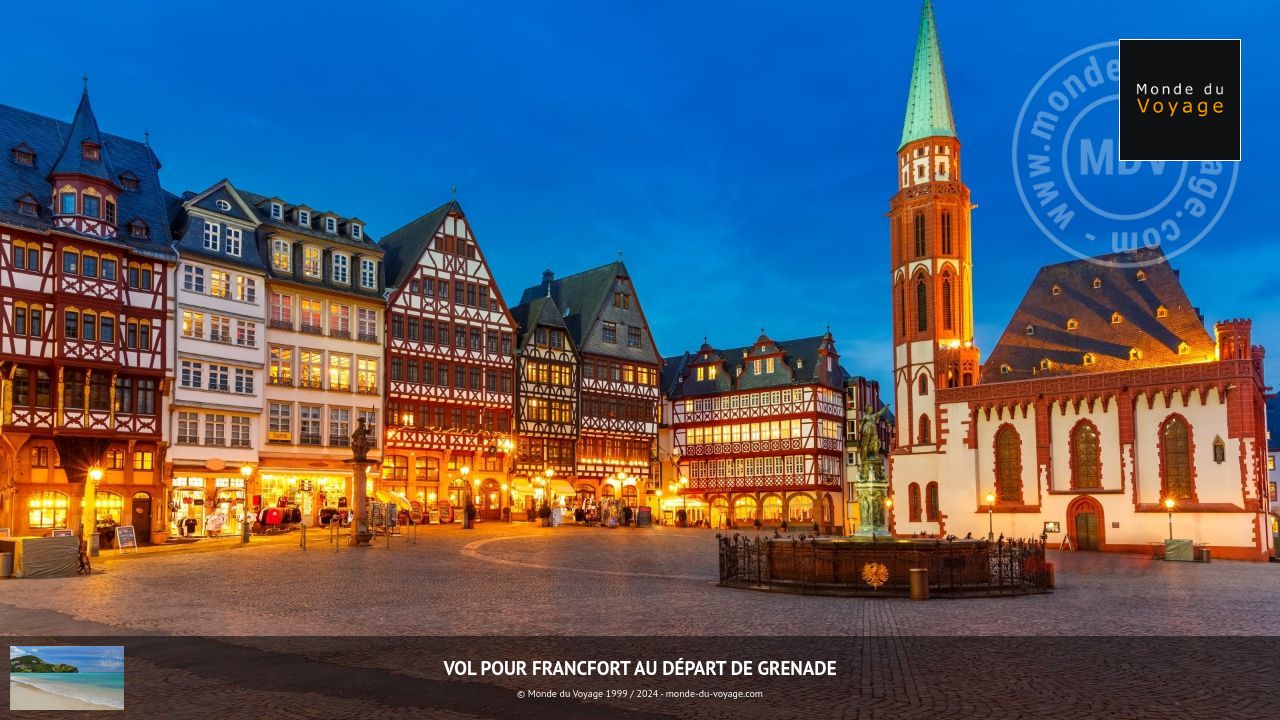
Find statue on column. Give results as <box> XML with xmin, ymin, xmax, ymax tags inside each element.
<box><xmin>858</xmin><ymin>405</ymin><xmax>888</xmax><ymax>483</ymax></box>
<box><xmin>852</xmin><ymin>405</ymin><xmax>890</xmax><ymax>538</ymax></box>
<box><xmin>351</xmin><ymin>418</ymin><xmax>371</xmax><ymax>463</ymax></box>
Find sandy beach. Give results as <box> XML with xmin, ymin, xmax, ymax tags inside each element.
<box><xmin>10</xmin><ymin>679</ymin><xmax>121</xmax><ymax>711</ymax></box>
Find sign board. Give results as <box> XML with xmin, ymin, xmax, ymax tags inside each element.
<box><xmin>51</xmin><ymin>529</ymin><xmax>74</xmax><ymax>537</ymax></box>
<box><xmin>370</xmin><ymin>501</ymin><xmax>385</xmax><ymax>528</ymax></box>
<box><xmin>429</xmin><ymin>508</ymin><xmax>441</xmax><ymax>525</ymax></box>
<box><xmin>115</xmin><ymin>525</ymin><xmax>138</xmax><ymax>554</ymax></box>
<box><xmin>636</xmin><ymin>506</ymin><xmax>653</xmax><ymax>528</ymax></box>
<box><xmin>267</xmin><ymin>431</ymin><xmax>292</xmax><ymax>442</ymax></box>
<box><xmin>1043</xmin><ymin>521</ymin><xmax>1061</xmax><ymax>534</ymax></box>
<box><xmin>386</xmin><ymin>503</ymin><xmax>398</xmax><ymax>528</ymax></box>
<box><xmin>409</xmin><ymin>501</ymin><xmax>424</xmax><ymax>523</ymax></box>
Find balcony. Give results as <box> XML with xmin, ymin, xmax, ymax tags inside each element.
<box><xmin>328</xmin><ymin>436</ymin><xmax>350</xmax><ymax>447</ymax></box>
<box><xmin>357</xmin><ymin>384</ymin><xmax>379</xmax><ymax>395</ymax></box>
<box><xmin>268</xmin><ymin>319</ymin><xmax>294</xmax><ymax>331</ymax></box>
<box><xmin>330</xmin><ymin>382</ymin><xmax>351</xmax><ymax>392</ymax></box>
<box><xmin>330</xmin><ymin>329</ymin><xmax>351</xmax><ymax>340</ymax></box>
<box><xmin>210</xmin><ymin>333</ymin><xmax>232</xmax><ymax>345</ymax></box>
<box><xmin>358</xmin><ymin>332</ymin><xmax>378</xmax><ymax>344</ymax></box>
<box><xmin>299</xmin><ymin>378</ymin><xmax>324</xmax><ymax>390</ymax></box>
<box><xmin>299</xmin><ymin>434</ymin><xmax>323</xmax><ymax>446</ymax></box>
<box><xmin>268</xmin><ymin>376</ymin><xmax>294</xmax><ymax>386</ymax></box>
<box><xmin>300</xmin><ymin>324</ymin><xmax>324</xmax><ymax>336</ymax></box>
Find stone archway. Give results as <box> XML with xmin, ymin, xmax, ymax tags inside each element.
<box><xmin>1066</xmin><ymin>496</ymin><xmax>1104</xmax><ymax>551</ymax></box>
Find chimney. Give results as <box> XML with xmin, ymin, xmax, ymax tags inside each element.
<box><xmin>542</xmin><ymin>269</ymin><xmax>554</xmax><ymax>285</ymax></box>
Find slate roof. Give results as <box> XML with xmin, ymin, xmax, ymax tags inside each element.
<box><xmin>379</xmin><ymin>200</ymin><xmax>455</xmax><ymax>291</ymax></box>
<box><xmin>510</xmin><ymin>293</ymin><xmax>573</xmax><ymax>351</ymax></box>
<box><xmin>517</xmin><ymin>261</ymin><xmax>626</xmax><ymax>351</ymax></box>
<box><xmin>900</xmin><ymin>0</ymin><xmax>956</xmax><ymax>149</ymax></box>
<box><xmin>981</xmin><ymin>247</ymin><xmax>1217</xmax><ymax>383</ymax></box>
<box><xmin>663</xmin><ymin>334</ymin><xmax>841</xmax><ymax>398</ymax></box>
<box><xmin>0</xmin><ymin>93</ymin><xmax>175</xmax><ymax>259</ymax></box>
<box><xmin>237</xmin><ymin>188</ymin><xmax>381</xmax><ymax>255</ymax></box>
<box><xmin>51</xmin><ymin>91</ymin><xmax>117</xmax><ymax>183</ymax></box>
<box><xmin>169</xmin><ymin>180</ymin><xmax>270</xmax><ymax>273</ymax></box>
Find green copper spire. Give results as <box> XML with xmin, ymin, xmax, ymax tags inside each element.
<box><xmin>899</xmin><ymin>0</ymin><xmax>956</xmax><ymax>150</ymax></box>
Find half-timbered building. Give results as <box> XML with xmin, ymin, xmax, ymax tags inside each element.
<box><xmin>252</xmin><ymin>190</ymin><xmax>384</xmax><ymax>525</ymax></box>
<box><xmin>165</xmin><ymin>180</ymin><xmax>267</xmax><ymax>537</ymax></box>
<box><xmin>517</xmin><ymin>262</ymin><xmax>661</xmax><ymax>509</ymax></box>
<box><xmin>662</xmin><ymin>332</ymin><xmax>846</xmax><ymax>531</ymax></box>
<box><xmin>887</xmin><ymin>1</ymin><xmax>1272</xmax><ymax>559</ymax></box>
<box><xmin>379</xmin><ymin>201</ymin><xmax>516</xmax><ymax>520</ymax></box>
<box><xmin>0</xmin><ymin>89</ymin><xmax>175</xmax><ymax>542</ymax></box>
<box><xmin>510</xmin><ymin>288</ymin><xmax>579</xmax><ymax>513</ymax></box>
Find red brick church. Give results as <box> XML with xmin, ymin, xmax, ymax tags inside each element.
<box><xmin>887</xmin><ymin>1</ymin><xmax>1271</xmax><ymax>559</ymax></box>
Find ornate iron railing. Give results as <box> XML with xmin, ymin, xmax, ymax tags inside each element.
<box><xmin>717</xmin><ymin>534</ymin><xmax>1049</xmax><ymax>597</ymax></box>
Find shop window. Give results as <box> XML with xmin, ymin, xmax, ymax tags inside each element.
<box><xmin>762</xmin><ymin>496</ymin><xmax>783</xmax><ymax>523</ymax></box>
<box><xmin>28</xmin><ymin>490</ymin><xmax>69</xmax><ymax>529</ymax></box>
<box><xmin>787</xmin><ymin>495</ymin><xmax>814</xmax><ymax>523</ymax></box>
<box><xmin>733</xmin><ymin>496</ymin><xmax>757</xmax><ymax>523</ymax></box>
<box><xmin>95</xmin><ymin>491</ymin><xmax>124</xmax><ymax>523</ymax></box>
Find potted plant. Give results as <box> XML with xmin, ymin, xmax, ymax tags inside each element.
<box><xmin>675</xmin><ymin>508</ymin><xmax>687</xmax><ymax>528</ymax></box>
<box><xmin>537</xmin><ymin>504</ymin><xmax>552</xmax><ymax>527</ymax></box>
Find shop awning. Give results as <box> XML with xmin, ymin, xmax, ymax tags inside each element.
<box><xmin>551</xmin><ymin>480</ymin><xmax>576</xmax><ymax>496</ymax></box>
<box><xmin>372</xmin><ymin>490</ymin><xmax>411</xmax><ymax>507</ymax></box>
<box><xmin>511</xmin><ymin>478</ymin><xmax>534</xmax><ymax>493</ymax></box>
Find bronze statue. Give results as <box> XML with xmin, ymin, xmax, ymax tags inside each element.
<box><xmin>859</xmin><ymin>405</ymin><xmax>888</xmax><ymax>459</ymax></box>
<box><xmin>351</xmin><ymin>417</ymin><xmax>371</xmax><ymax>462</ymax></box>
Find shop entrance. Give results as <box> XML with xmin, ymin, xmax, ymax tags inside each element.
<box><xmin>131</xmin><ymin>492</ymin><xmax>151</xmax><ymax>543</ymax></box>
<box><xmin>478</xmin><ymin>479</ymin><xmax>502</xmax><ymax>521</ymax></box>
<box><xmin>210</xmin><ymin>488</ymin><xmax>244</xmax><ymax>537</ymax></box>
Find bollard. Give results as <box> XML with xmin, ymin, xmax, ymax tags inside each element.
<box><xmin>1045</xmin><ymin>561</ymin><xmax>1055</xmax><ymax>588</ymax></box>
<box><xmin>908</xmin><ymin>568</ymin><xmax>929</xmax><ymax>600</ymax></box>
<box><xmin>299</xmin><ymin>524</ymin><xmax>307</xmax><ymax>551</ymax></box>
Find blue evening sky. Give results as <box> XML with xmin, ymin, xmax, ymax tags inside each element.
<box><xmin>2</xmin><ymin>1</ymin><xmax>1274</xmax><ymax>392</ymax></box>
<box><xmin>10</xmin><ymin>645</ymin><xmax>124</xmax><ymax>673</ymax></box>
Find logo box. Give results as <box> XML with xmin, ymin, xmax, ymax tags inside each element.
<box><xmin>1119</xmin><ymin>39</ymin><xmax>1240</xmax><ymax>161</ymax></box>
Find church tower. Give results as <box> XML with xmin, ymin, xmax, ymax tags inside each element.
<box><xmin>890</xmin><ymin>0</ymin><xmax>978</xmax><ymax>452</ymax></box>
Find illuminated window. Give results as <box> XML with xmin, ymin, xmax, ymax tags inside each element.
<box><xmin>995</xmin><ymin>426</ymin><xmax>1022</xmax><ymax>502</ymax></box>
<box><xmin>133</xmin><ymin>451</ymin><xmax>153</xmax><ymax>471</ymax></box>
<box><xmin>303</xmin><ymin>247</ymin><xmax>321</xmax><ymax>278</ymax></box>
<box><xmin>271</xmin><ymin>239</ymin><xmax>291</xmax><ymax>271</ymax></box>
<box><xmin>1066</xmin><ymin>318</ymin><xmax>1079</xmax><ymax>331</ymax></box>
<box><xmin>28</xmin><ymin>490</ymin><xmax>69</xmax><ymax>528</ymax></box>
<box><xmin>1082</xmin><ymin>353</ymin><xmax>1096</xmax><ymax>365</ymax></box>
<box><xmin>1161</xmin><ymin>416</ymin><xmax>1194</xmax><ymax>500</ymax></box>
<box><xmin>1111</xmin><ymin>312</ymin><xmax>1123</xmax><ymax>324</ymax></box>
<box><xmin>1156</xmin><ymin>305</ymin><xmax>1169</xmax><ymax>319</ymax></box>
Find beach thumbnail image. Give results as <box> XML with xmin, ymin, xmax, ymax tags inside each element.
<box><xmin>9</xmin><ymin>645</ymin><xmax>124</xmax><ymax>711</ymax></box>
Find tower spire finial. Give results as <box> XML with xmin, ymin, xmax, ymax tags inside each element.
<box><xmin>900</xmin><ymin>0</ymin><xmax>956</xmax><ymax>150</ymax></box>
<box><xmin>450</xmin><ymin>185</ymin><xmax>457</xmax><ymax>200</ymax></box>
<box><xmin>82</xmin><ymin>72</ymin><xmax>89</xmax><ymax>94</ymax></box>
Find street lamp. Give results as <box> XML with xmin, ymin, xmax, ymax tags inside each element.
<box><xmin>240</xmin><ymin>465</ymin><xmax>254</xmax><ymax>544</ymax></box>
<box><xmin>84</xmin><ymin>466</ymin><xmax>104</xmax><ymax>551</ymax></box>
<box><xmin>679</xmin><ymin>474</ymin><xmax>689</xmax><ymax>518</ymax></box>
<box><xmin>985</xmin><ymin>492</ymin><xmax>996</xmax><ymax>540</ymax></box>
<box><xmin>1164</xmin><ymin>497</ymin><xmax>1176</xmax><ymax>540</ymax></box>
<box><xmin>542</xmin><ymin>468</ymin><xmax>555</xmax><ymax>508</ymax></box>
<box><xmin>460</xmin><ymin>466</ymin><xmax>473</xmax><ymax>529</ymax></box>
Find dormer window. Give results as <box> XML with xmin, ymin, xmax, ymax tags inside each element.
<box><xmin>1051</xmin><ymin>284</ymin><xmax>1062</xmax><ymax>296</ymax></box>
<box><xmin>297</xmin><ymin>209</ymin><xmax>311</xmax><ymax>227</ymax></box>
<box><xmin>1136</xmin><ymin>270</ymin><xmax>1147</xmax><ymax>282</ymax></box>
<box><xmin>1111</xmin><ymin>312</ymin><xmax>1123</xmax><ymax>324</ymax></box>
<box><xmin>82</xmin><ymin>142</ymin><xmax>100</xmax><ymax>161</ymax></box>
<box><xmin>16</xmin><ymin>195</ymin><xmax>38</xmax><ymax>217</ymax></box>
<box><xmin>1066</xmin><ymin>318</ymin><xmax>1079</xmax><ymax>331</ymax></box>
<box><xmin>303</xmin><ymin>246</ymin><xmax>321</xmax><ymax>278</ymax></box>
<box><xmin>271</xmin><ymin>238</ymin><xmax>291</xmax><ymax>272</ymax></box>
<box><xmin>324</xmin><ymin>217</ymin><xmax>337</xmax><ymax>234</ymax></box>
<box><xmin>1156</xmin><ymin>305</ymin><xmax>1169</xmax><ymax>319</ymax></box>
<box><xmin>1178</xmin><ymin>342</ymin><xmax>1191</xmax><ymax>355</ymax></box>
<box><xmin>1092</xmin><ymin>277</ymin><xmax>1103</xmax><ymax>289</ymax></box>
<box><xmin>1000</xmin><ymin>363</ymin><xmax>1012</xmax><ymax>374</ymax></box>
<box><xmin>1040</xmin><ymin>358</ymin><xmax>1051</xmax><ymax>370</ymax></box>
<box><xmin>1129</xmin><ymin>348</ymin><xmax>1143</xmax><ymax>361</ymax></box>
<box><xmin>216</xmin><ymin>199</ymin><xmax>231</xmax><ymax>212</ymax></box>
<box><xmin>359</xmin><ymin>258</ymin><xmax>376</xmax><ymax>289</ymax></box>
<box><xmin>351</xmin><ymin>223</ymin><xmax>363</xmax><ymax>240</ymax></box>
<box><xmin>11</xmin><ymin>144</ymin><xmax>35</xmax><ymax>167</ymax></box>
<box><xmin>1025</xmin><ymin>325</ymin><xmax>1035</xmax><ymax>336</ymax></box>
<box><xmin>270</xmin><ymin>202</ymin><xmax>283</xmax><ymax>220</ymax></box>
<box><xmin>128</xmin><ymin>219</ymin><xmax>149</xmax><ymax>239</ymax></box>
<box><xmin>1082</xmin><ymin>352</ymin><xmax>1096</xmax><ymax>365</ymax></box>
<box><xmin>332</xmin><ymin>254</ymin><xmax>349</xmax><ymax>284</ymax></box>
<box><xmin>118</xmin><ymin>172</ymin><xmax>139</xmax><ymax>191</ymax></box>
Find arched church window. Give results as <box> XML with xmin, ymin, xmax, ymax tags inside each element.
<box><xmin>1070</xmin><ymin>421</ymin><xmax>1102</xmax><ymax>489</ymax></box>
<box><xmin>995</xmin><ymin>425</ymin><xmax>1022</xmax><ymax>502</ymax></box>
<box><xmin>916</xmin><ymin>280</ymin><xmax>928</xmax><ymax>332</ymax></box>
<box><xmin>1161</xmin><ymin>415</ymin><xmax>1194</xmax><ymax>500</ymax></box>
<box><xmin>914</xmin><ymin>213</ymin><xmax>926</xmax><ymax>257</ymax></box>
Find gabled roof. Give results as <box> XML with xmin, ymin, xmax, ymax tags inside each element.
<box><xmin>982</xmin><ymin>247</ymin><xmax>1217</xmax><ymax>383</ymax></box>
<box><xmin>510</xmin><ymin>294</ymin><xmax>574</xmax><ymax>351</ymax></box>
<box><xmin>663</xmin><ymin>334</ymin><xmax>842</xmax><ymax>398</ymax></box>
<box><xmin>517</xmin><ymin>260</ymin><xmax>624</xmax><ymax>348</ymax></box>
<box><xmin>378</xmin><ymin>200</ymin><xmax>455</xmax><ymax>291</ymax></box>
<box><xmin>51</xmin><ymin>90</ymin><xmax>118</xmax><ymax>183</ymax></box>
<box><xmin>0</xmin><ymin>93</ymin><xmax>174</xmax><ymax>259</ymax></box>
<box><xmin>900</xmin><ymin>0</ymin><xmax>956</xmax><ymax>150</ymax></box>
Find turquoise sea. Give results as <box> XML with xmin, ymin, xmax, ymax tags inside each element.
<box><xmin>10</xmin><ymin>672</ymin><xmax>125</xmax><ymax>709</ymax></box>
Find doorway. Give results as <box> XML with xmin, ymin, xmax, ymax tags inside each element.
<box><xmin>131</xmin><ymin>492</ymin><xmax>151</xmax><ymax>544</ymax></box>
<box><xmin>1068</xmin><ymin>496</ymin><xmax>1104</xmax><ymax>551</ymax></box>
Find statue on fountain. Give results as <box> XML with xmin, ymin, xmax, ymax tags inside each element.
<box><xmin>852</xmin><ymin>405</ymin><xmax>890</xmax><ymax>539</ymax></box>
<box><xmin>858</xmin><ymin>405</ymin><xmax>888</xmax><ymax>483</ymax></box>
